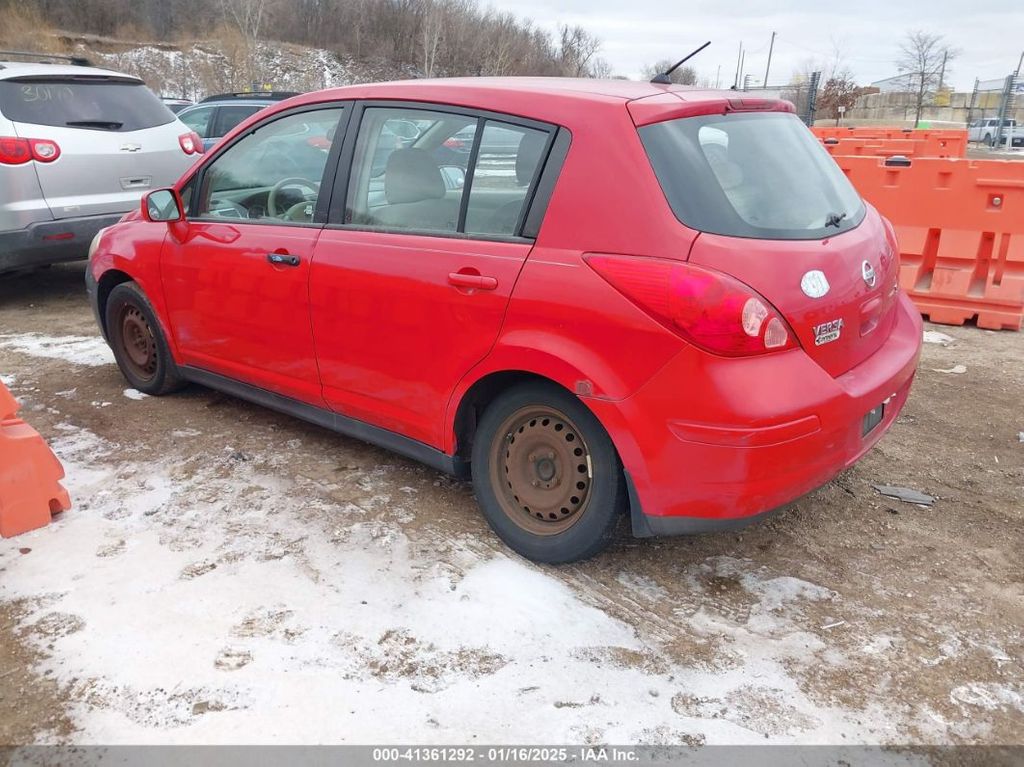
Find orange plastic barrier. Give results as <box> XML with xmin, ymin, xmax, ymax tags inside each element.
<box><xmin>0</xmin><ymin>382</ymin><xmax>71</xmax><ymax>537</ymax></box>
<box><xmin>820</xmin><ymin>136</ymin><xmax>965</xmax><ymax>159</ymax></box>
<box><xmin>813</xmin><ymin>127</ymin><xmax>968</xmax><ymax>159</ymax></box>
<box><xmin>836</xmin><ymin>156</ymin><xmax>1024</xmax><ymax>330</ymax></box>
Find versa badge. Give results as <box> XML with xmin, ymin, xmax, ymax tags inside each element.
<box><xmin>813</xmin><ymin>318</ymin><xmax>843</xmax><ymax>346</ymax></box>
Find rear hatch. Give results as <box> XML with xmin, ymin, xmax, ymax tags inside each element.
<box><xmin>0</xmin><ymin>75</ymin><xmax>193</xmax><ymax>219</ymax></box>
<box><xmin>637</xmin><ymin>109</ymin><xmax>899</xmax><ymax>377</ymax></box>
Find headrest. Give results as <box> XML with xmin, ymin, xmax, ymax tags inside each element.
<box><xmin>385</xmin><ymin>148</ymin><xmax>445</xmax><ymax>204</ymax></box>
<box><xmin>516</xmin><ymin>131</ymin><xmax>548</xmax><ymax>186</ymax></box>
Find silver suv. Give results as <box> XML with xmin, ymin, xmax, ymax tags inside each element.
<box><xmin>0</xmin><ymin>53</ymin><xmax>199</xmax><ymax>273</ymax></box>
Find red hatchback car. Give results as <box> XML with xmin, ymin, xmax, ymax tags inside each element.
<box><xmin>87</xmin><ymin>78</ymin><xmax>922</xmax><ymax>563</ymax></box>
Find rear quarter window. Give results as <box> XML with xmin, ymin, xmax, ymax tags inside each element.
<box><xmin>0</xmin><ymin>77</ymin><xmax>175</xmax><ymax>132</ymax></box>
<box><xmin>639</xmin><ymin>112</ymin><xmax>866</xmax><ymax>240</ymax></box>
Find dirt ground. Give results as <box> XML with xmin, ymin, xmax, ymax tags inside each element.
<box><xmin>0</xmin><ymin>262</ymin><xmax>1021</xmax><ymax>746</ymax></box>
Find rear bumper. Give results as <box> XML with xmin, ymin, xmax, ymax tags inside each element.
<box><xmin>589</xmin><ymin>293</ymin><xmax>923</xmax><ymax>536</ymax></box>
<box><xmin>0</xmin><ymin>214</ymin><xmax>123</xmax><ymax>274</ymax></box>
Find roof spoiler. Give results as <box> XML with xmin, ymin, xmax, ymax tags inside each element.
<box><xmin>0</xmin><ymin>50</ymin><xmax>92</xmax><ymax>67</ymax></box>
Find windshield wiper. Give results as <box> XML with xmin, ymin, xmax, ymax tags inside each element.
<box><xmin>65</xmin><ymin>120</ymin><xmax>124</xmax><ymax>130</ymax></box>
<box><xmin>825</xmin><ymin>211</ymin><xmax>848</xmax><ymax>228</ymax></box>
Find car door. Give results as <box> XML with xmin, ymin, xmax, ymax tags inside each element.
<box><xmin>160</xmin><ymin>104</ymin><xmax>348</xmax><ymax>404</ymax></box>
<box><xmin>309</xmin><ymin>104</ymin><xmax>556</xmax><ymax>447</ymax></box>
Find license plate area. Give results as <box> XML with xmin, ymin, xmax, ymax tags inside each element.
<box><xmin>862</xmin><ymin>402</ymin><xmax>885</xmax><ymax>437</ymax></box>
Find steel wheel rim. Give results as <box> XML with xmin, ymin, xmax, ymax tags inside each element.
<box><xmin>120</xmin><ymin>305</ymin><xmax>157</xmax><ymax>381</ymax></box>
<box><xmin>489</xmin><ymin>405</ymin><xmax>593</xmax><ymax>536</ymax></box>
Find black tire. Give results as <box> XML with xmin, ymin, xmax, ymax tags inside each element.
<box><xmin>984</xmin><ymin>134</ymin><xmax>994</xmax><ymax>147</ymax></box>
<box><xmin>105</xmin><ymin>282</ymin><xmax>184</xmax><ymax>396</ymax></box>
<box><xmin>471</xmin><ymin>381</ymin><xmax>627</xmax><ymax>563</ymax></box>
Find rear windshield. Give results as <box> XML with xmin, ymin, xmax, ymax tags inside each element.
<box><xmin>639</xmin><ymin>112</ymin><xmax>865</xmax><ymax>240</ymax></box>
<box><xmin>0</xmin><ymin>77</ymin><xmax>175</xmax><ymax>132</ymax></box>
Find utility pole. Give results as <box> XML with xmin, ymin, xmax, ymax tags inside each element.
<box><xmin>715</xmin><ymin>64</ymin><xmax>721</xmax><ymax>89</ymax></box>
<box><xmin>733</xmin><ymin>42</ymin><xmax>743</xmax><ymax>88</ymax></box>
<box><xmin>764</xmin><ymin>31</ymin><xmax>776</xmax><ymax>87</ymax></box>
<box><xmin>738</xmin><ymin>49</ymin><xmax>746</xmax><ymax>89</ymax></box>
<box><xmin>938</xmin><ymin>49</ymin><xmax>948</xmax><ymax>92</ymax></box>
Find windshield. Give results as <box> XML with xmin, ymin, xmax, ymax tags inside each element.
<box><xmin>0</xmin><ymin>77</ymin><xmax>175</xmax><ymax>132</ymax></box>
<box><xmin>639</xmin><ymin>112</ymin><xmax>865</xmax><ymax>240</ymax></box>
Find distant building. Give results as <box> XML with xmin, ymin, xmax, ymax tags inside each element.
<box><xmin>871</xmin><ymin>74</ymin><xmax>916</xmax><ymax>93</ymax></box>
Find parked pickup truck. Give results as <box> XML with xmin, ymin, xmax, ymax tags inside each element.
<box><xmin>968</xmin><ymin>118</ymin><xmax>1023</xmax><ymax>147</ymax></box>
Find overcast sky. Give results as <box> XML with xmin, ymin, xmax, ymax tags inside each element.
<box><xmin>504</xmin><ymin>0</ymin><xmax>1023</xmax><ymax>90</ymax></box>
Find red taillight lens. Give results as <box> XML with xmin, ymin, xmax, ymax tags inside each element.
<box><xmin>178</xmin><ymin>131</ymin><xmax>204</xmax><ymax>155</ymax></box>
<box><xmin>0</xmin><ymin>137</ymin><xmax>31</xmax><ymax>164</ymax></box>
<box><xmin>585</xmin><ymin>255</ymin><xmax>799</xmax><ymax>356</ymax></box>
<box><xmin>0</xmin><ymin>137</ymin><xmax>62</xmax><ymax>164</ymax></box>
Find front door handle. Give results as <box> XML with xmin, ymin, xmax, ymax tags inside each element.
<box><xmin>448</xmin><ymin>272</ymin><xmax>498</xmax><ymax>290</ymax></box>
<box><xmin>267</xmin><ymin>253</ymin><xmax>300</xmax><ymax>267</ymax></box>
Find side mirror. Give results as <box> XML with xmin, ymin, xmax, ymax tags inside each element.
<box><xmin>142</xmin><ymin>188</ymin><xmax>184</xmax><ymax>223</ymax></box>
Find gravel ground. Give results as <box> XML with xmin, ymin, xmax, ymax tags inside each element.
<box><xmin>0</xmin><ymin>262</ymin><xmax>1021</xmax><ymax>746</ymax></box>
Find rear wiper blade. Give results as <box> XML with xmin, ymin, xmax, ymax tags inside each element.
<box><xmin>65</xmin><ymin>120</ymin><xmax>124</xmax><ymax>130</ymax></box>
<box><xmin>825</xmin><ymin>211</ymin><xmax>848</xmax><ymax>228</ymax></box>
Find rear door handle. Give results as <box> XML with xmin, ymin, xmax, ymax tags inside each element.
<box><xmin>448</xmin><ymin>272</ymin><xmax>498</xmax><ymax>290</ymax></box>
<box><xmin>267</xmin><ymin>253</ymin><xmax>300</xmax><ymax>267</ymax></box>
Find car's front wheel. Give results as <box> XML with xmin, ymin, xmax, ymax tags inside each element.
<box><xmin>105</xmin><ymin>282</ymin><xmax>184</xmax><ymax>396</ymax></box>
<box><xmin>471</xmin><ymin>382</ymin><xmax>626</xmax><ymax>563</ymax></box>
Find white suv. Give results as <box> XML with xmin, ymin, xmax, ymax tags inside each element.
<box><xmin>968</xmin><ymin>117</ymin><xmax>1022</xmax><ymax>147</ymax></box>
<box><xmin>0</xmin><ymin>53</ymin><xmax>201</xmax><ymax>274</ymax></box>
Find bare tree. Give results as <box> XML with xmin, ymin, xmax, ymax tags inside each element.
<box><xmin>420</xmin><ymin>0</ymin><xmax>444</xmax><ymax>77</ymax></box>
<box><xmin>220</xmin><ymin>0</ymin><xmax>268</xmax><ymax>87</ymax></box>
<box><xmin>11</xmin><ymin>0</ymin><xmax>609</xmax><ymax>84</ymax></box>
<box><xmin>589</xmin><ymin>57</ymin><xmax>613</xmax><ymax>79</ymax></box>
<box><xmin>897</xmin><ymin>30</ymin><xmax>957</xmax><ymax>127</ymax></box>
<box><xmin>559</xmin><ymin>24</ymin><xmax>600</xmax><ymax>77</ymax></box>
<box><xmin>641</xmin><ymin>59</ymin><xmax>697</xmax><ymax>85</ymax></box>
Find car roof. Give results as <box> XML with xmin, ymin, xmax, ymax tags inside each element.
<box><xmin>0</xmin><ymin>60</ymin><xmax>139</xmax><ymax>81</ymax></box>
<box><xmin>297</xmin><ymin>77</ymin><xmax>729</xmax><ymax>105</ymax></box>
<box><xmin>275</xmin><ymin>77</ymin><xmax>783</xmax><ymax>128</ymax></box>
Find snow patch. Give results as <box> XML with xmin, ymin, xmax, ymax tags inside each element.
<box><xmin>0</xmin><ymin>333</ymin><xmax>114</xmax><ymax>367</ymax></box>
<box><xmin>0</xmin><ymin>426</ymin><xmax>929</xmax><ymax>745</ymax></box>
<box><xmin>922</xmin><ymin>330</ymin><xmax>955</xmax><ymax>345</ymax></box>
<box><xmin>123</xmin><ymin>389</ymin><xmax>149</xmax><ymax>401</ymax></box>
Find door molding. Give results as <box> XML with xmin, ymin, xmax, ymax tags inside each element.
<box><xmin>180</xmin><ymin>365</ymin><xmax>470</xmax><ymax>478</ymax></box>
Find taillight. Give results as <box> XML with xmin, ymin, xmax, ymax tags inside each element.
<box><xmin>585</xmin><ymin>255</ymin><xmax>799</xmax><ymax>356</ymax></box>
<box><xmin>443</xmin><ymin>137</ymin><xmax>465</xmax><ymax>149</ymax></box>
<box><xmin>179</xmin><ymin>131</ymin><xmax>204</xmax><ymax>155</ymax></box>
<box><xmin>29</xmin><ymin>139</ymin><xmax>60</xmax><ymax>162</ymax></box>
<box><xmin>0</xmin><ymin>136</ymin><xmax>61</xmax><ymax>164</ymax></box>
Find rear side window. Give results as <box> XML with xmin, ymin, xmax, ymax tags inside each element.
<box><xmin>639</xmin><ymin>112</ymin><xmax>865</xmax><ymax>240</ymax></box>
<box><xmin>179</xmin><ymin>106</ymin><xmax>214</xmax><ymax>136</ymax></box>
<box><xmin>344</xmin><ymin>106</ymin><xmax>552</xmax><ymax>238</ymax></box>
<box><xmin>213</xmin><ymin>105</ymin><xmax>262</xmax><ymax>137</ymax></box>
<box><xmin>464</xmin><ymin>122</ymin><xmax>548</xmax><ymax>237</ymax></box>
<box><xmin>0</xmin><ymin>77</ymin><xmax>175</xmax><ymax>132</ymax></box>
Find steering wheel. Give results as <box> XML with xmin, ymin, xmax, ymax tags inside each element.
<box><xmin>282</xmin><ymin>201</ymin><xmax>316</xmax><ymax>222</ymax></box>
<box><xmin>268</xmin><ymin>177</ymin><xmax>319</xmax><ymax>218</ymax></box>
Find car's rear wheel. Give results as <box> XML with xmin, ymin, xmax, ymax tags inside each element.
<box><xmin>984</xmin><ymin>133</ymin><xmax>994</xmax><ymax>147</ymax></box>
<box><xmin>471</xmin><ymin>382</ymin><xmax>626</xmax><ymax>563</ymax></box>
<box><xmin>105</xmin><ymin>282</ymin><xmax>184</xmax><ymax>396</ymax></box>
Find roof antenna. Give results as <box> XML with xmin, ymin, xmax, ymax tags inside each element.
<box><xmin>650</xmin><ymin>41</ymin><xmax>711</xmax><ymax>84</ymax></box>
